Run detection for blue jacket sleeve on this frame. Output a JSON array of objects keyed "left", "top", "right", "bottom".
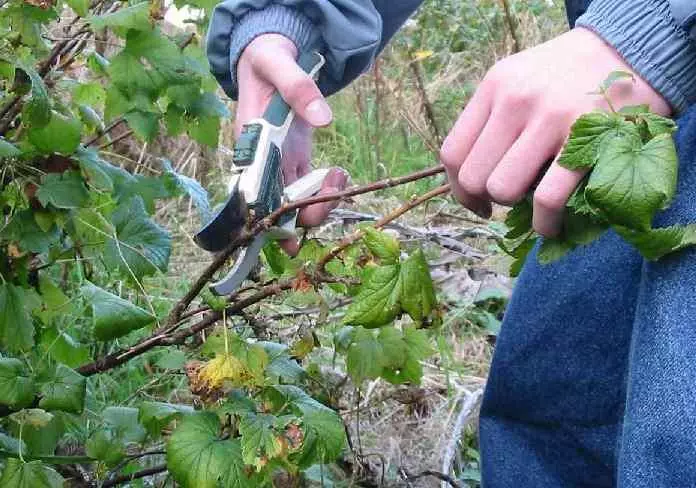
[
  {"left": 576, "top": 0, "right": 696, "bottom": 112},
  {"left": 206, "top": 0, "right": 423, "bottom": 100}
]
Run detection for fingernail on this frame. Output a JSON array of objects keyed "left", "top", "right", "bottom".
[{"left": 305, "top": 99, "right": 332, "bottom": 127}]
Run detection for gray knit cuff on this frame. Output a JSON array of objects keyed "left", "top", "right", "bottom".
[
  {"left": 577, "top": 0, "right": 696, "bottom": 113},
  {"left": 227, "top": 5, "right": 315, "bottom": 100}
]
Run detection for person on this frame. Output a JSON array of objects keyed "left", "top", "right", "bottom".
[{"left": 205, "top": 1, "right": 696, "bottom": 486}]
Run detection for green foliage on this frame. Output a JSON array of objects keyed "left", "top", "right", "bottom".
[
  {"left": 82, "top": 282, "right": 155, "bottom": 341},
  {"left": 344, "top": 236, "right": 439, "bottom": 328},
  {"left": 502, "top": 73, "right": 686, "bottom": 272},
  {"left": 0, "top": 459, "right": 63, "bottom": 488},
  {"left": 166, "top": 412, "right": 256, "bottom": 488},
  {"left": 0, "top": 0, "right": 445, "bottom": 484}
]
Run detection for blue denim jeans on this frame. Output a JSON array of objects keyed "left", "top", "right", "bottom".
[{"left": 478, "top": 66, "right": 696, "bottom": 488}]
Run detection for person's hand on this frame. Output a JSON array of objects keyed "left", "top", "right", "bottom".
[
  {"left": 439, "top": 27, "right": 671, "bottom": 237},
  {"left": 237, "top": 34, "right": 349, "bottom": 255}
]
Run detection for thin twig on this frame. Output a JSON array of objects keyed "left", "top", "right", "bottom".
[
  {"left": 318, "top": 184, "right": 451, "bottom": 272},
  {"left": 100, "top": 464, "right": 168, "bottom": 487},
  {"left": 400, "top": 468, "right": 462, "bottom": 488}
]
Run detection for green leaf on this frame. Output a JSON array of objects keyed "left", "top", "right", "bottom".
[
  {"left": 38, "top": 364, "right": 86, "bottom": 414},
  {"left": 39, "top": 329, "right": 90, "bottom": 367},
  {"left": 587, "top": 133, "right": 678, "bottom": 231},
  {"left": 74, "top": 147, "right": 114, "bottom": 191},
  {"left": 161, "top": 159, "right": 212, "bottom": 222},
  {"left": 16, "top": 62, "right": 50, "bottom": 128},
  {"left": 28, "top": 111, "right": 82, "bottom": 154},
  {"left": 616, "top": 225, "right": 696, "bottom": 261},
  {"left": 65, "top": 0, "right": 89, "bottom": 16},
  {"left": 36, "top": 171, "right": 89, "bottom": 209},
  {"left": 362, "top": 227, "right": 400, "bottom": 264},
  {"left": 138, "top": 401, "right": 193, "bottom": 437},
  {"left": 346, "top": 327, "right": 384, "bottom": 383},
  {"left": 599, "top": 70, "right": 634, "bottom": 92},
  {"left": 260, "top": 342, "right": 306, "bottom": 382},
  {"left": 36, "top": 276, "right": 73, "bottom": 326},
  {"left": 187, "top": 114, "right": 220, "bottom": 147},
  {"left": 103, "top": 406, "right": 147, "bottom": 443},
  {"left": 399, "top": 248, "right": 436, "bottom": 323},
  {"left": 377, "top": 326, "right": 405, "bottom": 369},
  {"left": 89, "top": 2, "right": 151, "bottom": 32},
  {"left": 403, "top": 326, "right": 434, "bottom": 361},
  {"left": 343, "top": 265, "right": 401, "bottom": 328},
  {"left": 0, "top": 137, "right": 21, "bottom": 158},
  {"left": 558, "top": 111, "right": 637, "bottom": 170},
  {"left": 0, "top": 433, "right": 25, "bottom": 454},
  {"left": 17, "top": 412, "right": 64, "bottom": 456},
  {"left": 78, "top": 104, "right": 105, "bottom": 133},
  {"left": 124, "top": 110, "right": 160, "bottom": 141},
  {"left": 0, "top": 284, "right": 37, "bottom": 353},
  {"left": 72, "top": 82, "right": 106, "bottom": 109},
  {"left": 0, "top": 459, "right": 64, "bottom": 488},
  {"left": 0, "top": 358, "right": 35, "bottom": 409},
  {"left": 103, "top": 197, "right": 171, "bottom": 279},
  {"left": 81, "top": 282, "right": 156, "bottom": 341},
  {"left": 268, "top": 385, "right": 345, "bottom": 463},
  {"left": 0, "top": 210, "right": 60, "bottom": 254},
  {"left": 167, "top": 412, "right": 256, "bottom": 488},
  {"left": 239, "top": 413, "right": 283, "bottom": 466},
  {"left": 537, "top": 238, "right": 574, "bottom": 264},
  {"left": 85, "top": 430, "right": 125, "bottom": 466},
  {"left": 155, "top": 349, "right": 187, "bottom": 369},
  {"left": 638, "top": 112, "right": 677, "bottom": 138},
  {"left": 508, "top": 236, "right": 537, "bottom": 278},
  {"left": 504, "top": 198, "right": 532, "bottom": 239}
]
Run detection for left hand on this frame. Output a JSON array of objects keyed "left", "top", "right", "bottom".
[{"left": 439, "top": 27, "right": 671, "bottom": 237}]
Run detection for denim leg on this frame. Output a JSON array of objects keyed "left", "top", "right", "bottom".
[
  {"left": 617, "top": 107, "right": 696, "bottom": 487},
  {"left": 479, "top": 231, "right": 642, "bottom": 487}
]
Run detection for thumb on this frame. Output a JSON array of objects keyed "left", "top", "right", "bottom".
[{"left": 252, "top": 48, "right": 332, "bottom": 128}]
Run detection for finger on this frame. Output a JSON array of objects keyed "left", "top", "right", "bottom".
[
  {"left": 297, "top": 168, "right": 349, "bottom": 227},
  {"left": 253, "top": 51, "right": 332, "bottom": 128},
  {"left": 235, "top": 79, "right": 274, "bottom": 136},
  {"left": 457, "top": 106, "right": 525, "bottom": 204},
  {"left": 486, "top": 121, "right": 566, "bottom": 206},
  {"left": 440, "top": 84, "right": 493, "bottom": 217},
  {"left": 279, "top": 237, "right": 301, "bottom": 257},
  {"left": 532, "top": 162, "right": 587, "bottom": 237},
  {"left": 281, "top": 118, "right": 312, "bottom": 185}
]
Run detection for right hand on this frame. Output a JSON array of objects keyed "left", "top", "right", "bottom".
[{"left": 236, "top": 34, "right": 349, "bottom": 255}]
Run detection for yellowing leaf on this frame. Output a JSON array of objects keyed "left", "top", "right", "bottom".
[
  {"left": 413, "top": 50, "right": 434, "bottom": 61},
  {"left": 198, "top": 353, "right": 246, "bottom": 389}
]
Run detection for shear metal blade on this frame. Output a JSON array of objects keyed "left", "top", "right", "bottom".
[
  {"left": 210, "top": 234, "right": 266, "bottom": 295},
  {"left": 194, "top": 186, "right": 247, "bottom": 252}
]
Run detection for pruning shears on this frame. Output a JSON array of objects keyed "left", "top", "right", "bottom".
[{"left": 194, "top": 49, "right": 328, "bottom": 295}]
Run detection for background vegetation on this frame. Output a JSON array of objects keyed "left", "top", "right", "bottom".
[{"left": 0, "top": 0, "right": 567, "bottom": 486}]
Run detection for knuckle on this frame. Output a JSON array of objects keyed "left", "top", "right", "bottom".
[
  {"left": 458, "top": 174, "right": 487, "bottom": 199},
  {"left": 486, "top": 178, "right": 523, "bottom": 206},
  {"left": 533, "top": 188, "right": 566, "bottom": 212},
  {"left": 439, "top": 141, "right": 461, "bottom": 171},
  {"left": 283, "top": 76, "right": 318, "bottom": 106},
  {"left": 498, "top": 90, "right": 533, "bottom": 112}
]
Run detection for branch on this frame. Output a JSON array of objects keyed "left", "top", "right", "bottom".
[
  {"left": 318, "top": 184, "right": 451, "bottom": 272},
  {"left": 165, "top": 165, "right": 446, "bottom": 326},
  {"left": 399, "top": 468, "right": 462, "bottom": 488},
  {"left": 99, "top": 464, "right": 167, "bottom": 488},
  {"left": 78, "top": 169, "right": 448, "bottom": 376}
]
